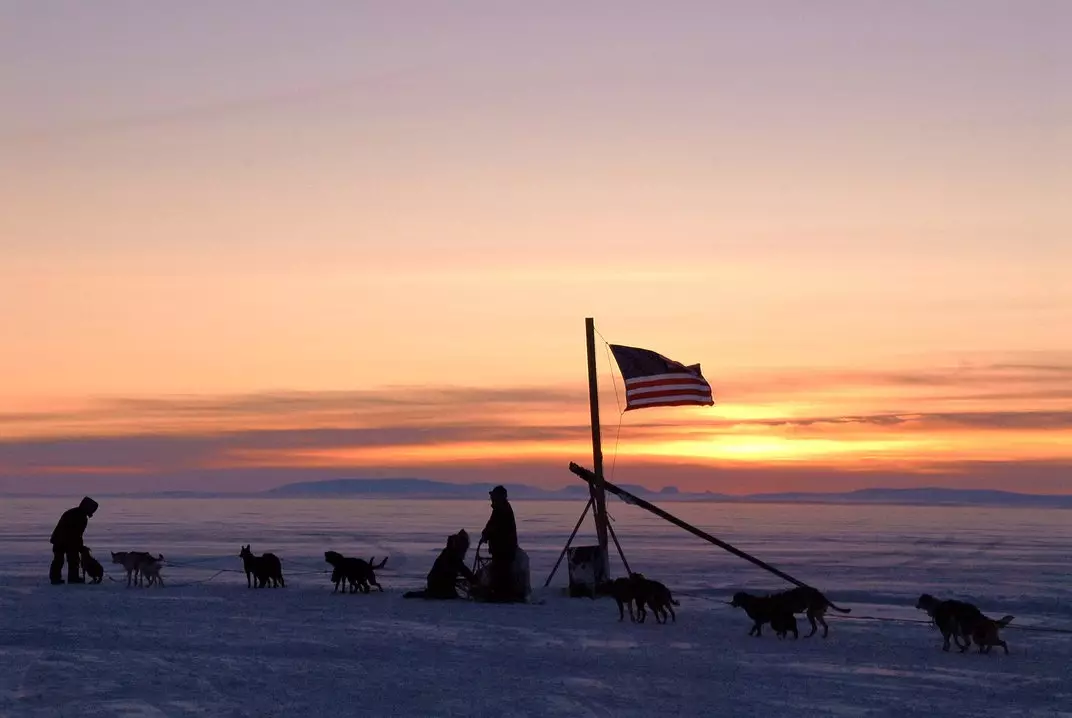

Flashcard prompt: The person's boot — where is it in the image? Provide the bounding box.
[50,554,65,585]
[66,552,84,583]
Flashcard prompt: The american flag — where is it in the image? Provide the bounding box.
[609,344,714,411]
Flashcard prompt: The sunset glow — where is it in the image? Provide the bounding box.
[1,2,1068,495]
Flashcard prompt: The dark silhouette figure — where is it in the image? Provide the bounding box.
[49,496,98,585]
[403,529,476,600]
[480,485,519,602]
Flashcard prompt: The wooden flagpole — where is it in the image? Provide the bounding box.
[585,317,611,578]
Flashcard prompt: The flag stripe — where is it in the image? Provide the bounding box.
[626,387,713,401]
[626,381,707,394]
[623,372,701,386]
[625,380,705,391]
[625,395,714,410]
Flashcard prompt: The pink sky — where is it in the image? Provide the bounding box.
[1,2,1069,495]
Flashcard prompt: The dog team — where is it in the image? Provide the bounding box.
[47,495,1018,654]
[725,585,1014,653]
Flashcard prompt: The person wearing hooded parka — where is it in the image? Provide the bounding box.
[49,496,98,585]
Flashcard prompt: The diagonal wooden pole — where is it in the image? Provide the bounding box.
[569,462,822,593]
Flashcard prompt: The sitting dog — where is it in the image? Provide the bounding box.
[915,593,1012,653]
[79,546,104,584]
[323,551,387,593]
[239,545,285,588]
[770,611,798,639]
[732,586,850,638]
[140,554,165,587]
[633,574,679,624]
[110,550,156,587]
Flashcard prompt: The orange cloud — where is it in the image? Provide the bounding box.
[2,357,1070,494]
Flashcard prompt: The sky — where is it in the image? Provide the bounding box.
[1,1,1069,495]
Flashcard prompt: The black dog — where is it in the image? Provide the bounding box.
[731,586,849,638]
[607,574,679,624]
[633,574,679,624]
[916,593,978,651]
[971,614,1014,655]
[607,575,643,622]
[239,545,285,588]
[324,551,387,594]
[916,593,1013,653]
[79,546,104,584]
[730,592,779,637]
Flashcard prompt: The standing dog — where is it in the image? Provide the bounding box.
[971,614,1014,654]
[732,586,850,638]
[79,547,104,584]
[607,574,679,624]
[110,551,156,587]
[771,586,850,637]
[324,551,387,593]
[915,593,978,651]
[633,574,679,624]
[915,594,1013,653]
[607,575,643,622]
[240,545,285,588]
[140,554,165,587]
[730,592,780,637]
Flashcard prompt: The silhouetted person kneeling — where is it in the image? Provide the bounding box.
[403,529,476,599]
[480,485,520,602]
[49,496,98,585]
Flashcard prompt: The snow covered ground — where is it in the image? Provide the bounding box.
[1,497,1070,717]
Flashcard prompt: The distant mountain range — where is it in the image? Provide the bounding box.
[83,478,1072,508]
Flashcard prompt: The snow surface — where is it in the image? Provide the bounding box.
[1,497,1070,717]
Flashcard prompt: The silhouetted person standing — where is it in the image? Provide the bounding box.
[49,496,98,585]
[480,485,518,601]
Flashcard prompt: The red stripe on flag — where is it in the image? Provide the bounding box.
[624,397,714,411]
[626,387,712,401]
